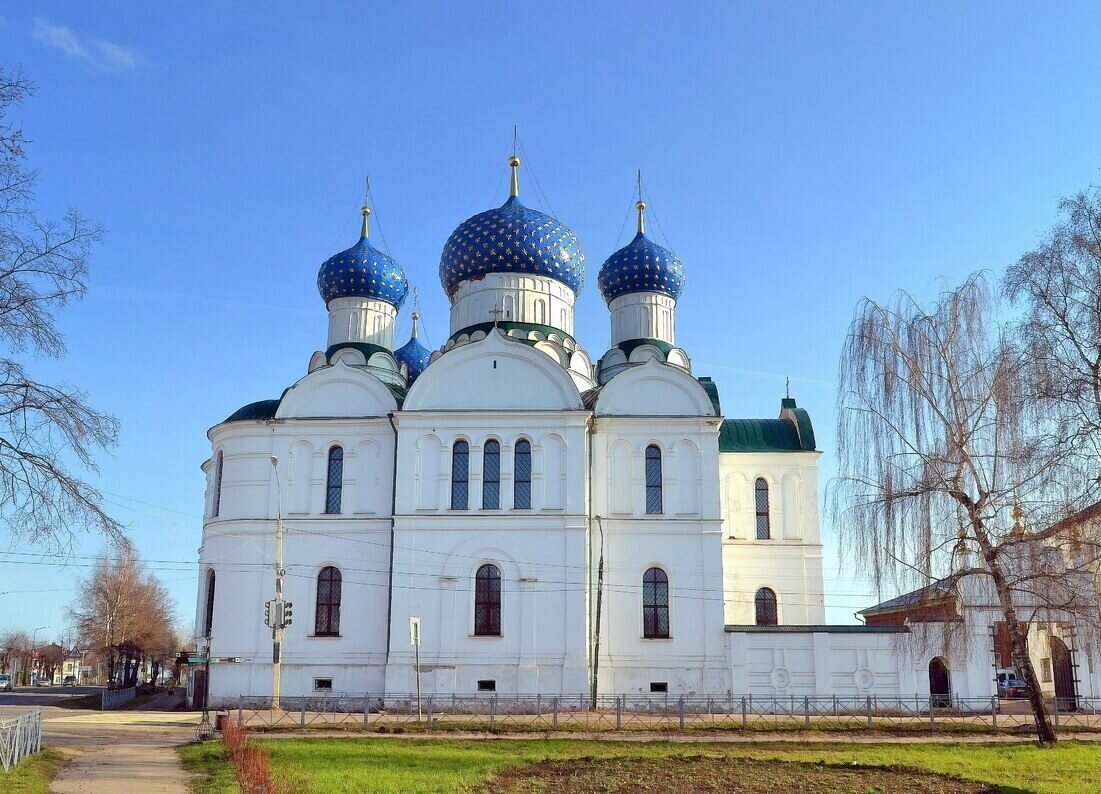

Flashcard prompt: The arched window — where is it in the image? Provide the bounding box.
[203,570,216,637]
[514,439,532,509]
[314,566,342,636]
[643,567,670,638]
[475,564,501,636]
[212,451,224,518]
[645,445,663,514]
[482,440,500,509]
[325,446,344,514]
[755,478,771,539]
[755,587,778,625]
[451,440,469,510]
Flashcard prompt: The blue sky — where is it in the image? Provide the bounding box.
[2,1,1100,640]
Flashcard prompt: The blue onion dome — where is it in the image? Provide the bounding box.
[394,311,431,383]
[317,206,409,308]
[439,156,585,296]
[597,200,685,303]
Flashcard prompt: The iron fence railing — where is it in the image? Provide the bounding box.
[0,711,43,773]
[101,687,137,710]
[229,693,1101,734]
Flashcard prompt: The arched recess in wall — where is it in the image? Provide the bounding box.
[781,473,802,539]
[503,294,515,321]
[534,298,546,325]
[674,440,699,515]
[609,440,632,515]
[542,433,566,510]
[929,657,951,707]
[289,441,314,514]
[352,440,382,514]
[416,435,441,510]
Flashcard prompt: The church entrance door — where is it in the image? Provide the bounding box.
[929,657,950,708]
[1050,636,1077,712]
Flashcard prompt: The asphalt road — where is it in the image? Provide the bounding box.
[0,684,101,707]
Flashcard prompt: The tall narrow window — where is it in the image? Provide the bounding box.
[755,587,778,626]
[755,478,771,539]
[474,564,501,636]
[514,439,532,509]
[643,567,670,638]
[645,445,663,515]
[451,440,469,510]
[203,570,216,637]
[314,566,342,636]
[482,440,500,509]
[212,451,224,518]
[325,446,344,514]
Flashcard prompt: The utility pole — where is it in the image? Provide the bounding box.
[269,456,287,710]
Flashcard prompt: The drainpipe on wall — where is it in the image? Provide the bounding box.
[384,413,400,668]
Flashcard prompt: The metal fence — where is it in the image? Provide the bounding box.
[0,711,43,773]
[101,687,137,710]
[231,693,1101,734]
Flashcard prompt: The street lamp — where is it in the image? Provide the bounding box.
[31,626,48,685]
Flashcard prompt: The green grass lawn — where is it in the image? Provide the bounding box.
[0,749,66,793]
[177,736,1101,793]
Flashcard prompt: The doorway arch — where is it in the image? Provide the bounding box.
[929,656,951,708]
[1050,636,1077,711]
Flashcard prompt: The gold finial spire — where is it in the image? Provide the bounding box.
[635,169,646,234]
[360,205,372,239]
[509,155,521,198]
[1011,505,1025,537]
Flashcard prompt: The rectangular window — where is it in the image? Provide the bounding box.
[477,679,496,692]
[650,682,668,693]
[313,678,333,691]
[1041,658,1052,683]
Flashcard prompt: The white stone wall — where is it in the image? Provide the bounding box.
[449,273,576,336]
[718,451,826,625]
[608,291,677,346]
[326,296,398,349]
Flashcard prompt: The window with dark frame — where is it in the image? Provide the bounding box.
[650,682,668,693]
[313,678,333,691]
[514,439,532,509]
[645,445,663,514]
[755,478,771,539]
[643,567,670,638]
[477,679,496,692]
[212,451,224,517]
[451,440,469,510]
[755,587,778,626]
[203,570,216,637]
[474,563,501,636]
[314,566,342,636]
[325,446,344,514]
[482,440,500,509]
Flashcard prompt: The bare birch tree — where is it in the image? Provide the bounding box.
[1004,186,1101,466]
[832,274,1101,744]
[0,66,121,549]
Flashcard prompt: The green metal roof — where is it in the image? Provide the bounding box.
[697,376,721,415]
[616,337,674,356]
[224,399,280,423]
[449,321,576,348]
[719,396,817,453]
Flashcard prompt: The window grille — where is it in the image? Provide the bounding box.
[314,566,342,636]
[203,570,216,637]
[451,440,469,510]
[643,567,670,638]
[755,478,771,539]
[514,439,532,509]
[645,445,663,514]
[325,446,344,514]
[755,587,778,625]
[483,440,500,509]
[212,451,224,517]
[474,564,501,636]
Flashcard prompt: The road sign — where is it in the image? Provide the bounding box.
[187,656,208,665]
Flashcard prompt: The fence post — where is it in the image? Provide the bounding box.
[427,696,433,728]
[364,693,370,727]
[866,696,872,728]
[552,697,559,730]
[616,695,622,730]
[300,703,306,727]
[1053,696,1060,731]
[991,696,997,733]
[679,696,686,731]
[804,696,811,728]
[741,696,747,729]
[490,695,497,733]
[929,696,935,729]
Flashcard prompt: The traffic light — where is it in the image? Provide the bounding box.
[264,601,273,628]
[282,601,293,627]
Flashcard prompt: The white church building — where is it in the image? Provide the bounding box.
[193,156,1100,706]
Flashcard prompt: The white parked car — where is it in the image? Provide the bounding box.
[0,674,12,692]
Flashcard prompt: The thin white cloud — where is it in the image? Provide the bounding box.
[32,18,137,73]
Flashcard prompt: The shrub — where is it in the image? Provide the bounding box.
[221,720,281,794]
